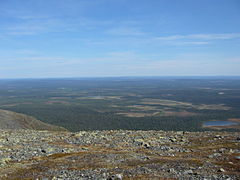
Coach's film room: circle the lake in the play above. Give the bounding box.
[203,121,238,127]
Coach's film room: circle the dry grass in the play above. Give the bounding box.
[49,97,71,100]
[228,118,240,123]
[127,105,159,111]
[158,110,197,117]
[0,102,33,107]
[116,110,197,118]
[203,125,240,130]
[116,112,155,117]
[45,101,70,105]
[141,98,192,107]
[76,96,121,100]
[141,98,231,110]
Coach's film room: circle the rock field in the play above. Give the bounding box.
[0,129,239,179]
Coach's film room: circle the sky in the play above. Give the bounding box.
[0,0,240,78]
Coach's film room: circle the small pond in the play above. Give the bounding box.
[203,121,238,127]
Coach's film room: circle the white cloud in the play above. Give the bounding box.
[124,57,240,76]
[154,33,240,46]
[157,33,240,41]
[167,41,209,45]
[0,13,112,36]
[106,27,145,36]
[21,57,66,61]
[107,51,137,58]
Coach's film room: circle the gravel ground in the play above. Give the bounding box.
[0,130,239,179]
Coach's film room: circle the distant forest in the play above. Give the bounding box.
[0,77,240,132]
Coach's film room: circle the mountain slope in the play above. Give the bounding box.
[0,109,66,131]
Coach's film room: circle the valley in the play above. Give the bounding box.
[0,78,239,132]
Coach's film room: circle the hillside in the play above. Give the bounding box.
[0,109,66,131]
[0,129,239,179]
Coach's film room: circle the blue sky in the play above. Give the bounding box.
[0,0,240,78]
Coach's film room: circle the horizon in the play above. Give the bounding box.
[1,75,240,81]
[1,0,240,78]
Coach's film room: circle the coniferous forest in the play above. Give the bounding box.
[0,77,240,132]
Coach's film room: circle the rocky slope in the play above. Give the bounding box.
[0,109,66,131]
[0,129,239,179]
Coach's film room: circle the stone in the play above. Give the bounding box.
[115,174,123,180]
[214,135,223,139]
[235,156,240,160]
[218,168,225,172]
[170,138,177,142]
[184,170,193,174]
[0,158,11,165]
[142,142,150,148]
[168,168,176,173]
[218,148,226,153]
[0,130,240,179]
